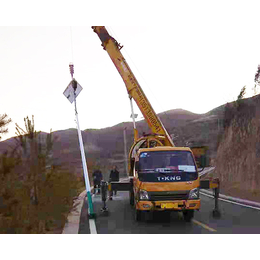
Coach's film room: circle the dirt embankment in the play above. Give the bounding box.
[215,95,260,202]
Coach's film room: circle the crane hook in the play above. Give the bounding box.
[69,63,74,79]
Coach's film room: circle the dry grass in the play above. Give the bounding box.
[214,96,260,203]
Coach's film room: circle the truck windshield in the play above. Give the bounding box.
[138,150,198,182]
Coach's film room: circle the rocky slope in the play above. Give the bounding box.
[215,94,260,202]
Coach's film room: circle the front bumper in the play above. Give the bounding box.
[136,199,200,211]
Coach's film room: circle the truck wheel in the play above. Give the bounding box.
[129,190,134,206]
[183,210,194,222]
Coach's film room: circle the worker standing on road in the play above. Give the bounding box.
[93,169,103,194]
[109,165,119,200]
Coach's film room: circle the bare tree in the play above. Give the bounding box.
[0,113,12,140]
[253,65,260,95]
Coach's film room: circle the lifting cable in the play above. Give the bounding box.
[70,26,74,64]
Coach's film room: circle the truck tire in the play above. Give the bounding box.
[183,210,194,222]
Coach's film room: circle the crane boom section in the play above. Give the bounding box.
[92,26,174,147]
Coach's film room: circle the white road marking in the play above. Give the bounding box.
[89,219,97,234]
[200,192,260,211]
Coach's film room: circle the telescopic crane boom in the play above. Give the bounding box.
[92,26,174,147]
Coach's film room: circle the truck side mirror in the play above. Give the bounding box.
[199,155,210,168]
[191,146,210,169]
[200,155,206,168]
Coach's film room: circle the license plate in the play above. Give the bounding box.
[161,203,178,209]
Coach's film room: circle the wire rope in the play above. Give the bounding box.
[70,26,74,64]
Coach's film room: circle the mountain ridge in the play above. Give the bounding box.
[0,107,224,178]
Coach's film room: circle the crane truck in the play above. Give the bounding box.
[92,26,220,221]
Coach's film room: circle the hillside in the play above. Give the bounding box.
[214,94,260,202]
[2,96,260,203]
[0,107,223,181]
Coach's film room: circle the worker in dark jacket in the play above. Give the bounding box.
[109,165,119,199]
[93,169,103,194]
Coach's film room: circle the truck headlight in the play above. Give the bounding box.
[139,189,149,200]
[189,188,199,199]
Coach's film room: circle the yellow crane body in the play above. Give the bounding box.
[92,26,220,221]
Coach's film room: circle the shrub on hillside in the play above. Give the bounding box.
[0,116,84,233]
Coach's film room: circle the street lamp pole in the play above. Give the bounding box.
[63,64,95,218]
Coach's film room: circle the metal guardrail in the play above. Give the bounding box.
[199,167,260,209]
[200,189,260,209]
[199,167,215,177]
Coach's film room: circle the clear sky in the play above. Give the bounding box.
[1,2,260,142]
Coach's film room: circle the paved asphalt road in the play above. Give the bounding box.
[78,190,260,234]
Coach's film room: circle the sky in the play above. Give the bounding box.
[1,2,260,142]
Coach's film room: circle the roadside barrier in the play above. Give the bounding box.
[200,189,260,209]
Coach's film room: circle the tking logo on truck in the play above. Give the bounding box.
[157,176,181,181]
